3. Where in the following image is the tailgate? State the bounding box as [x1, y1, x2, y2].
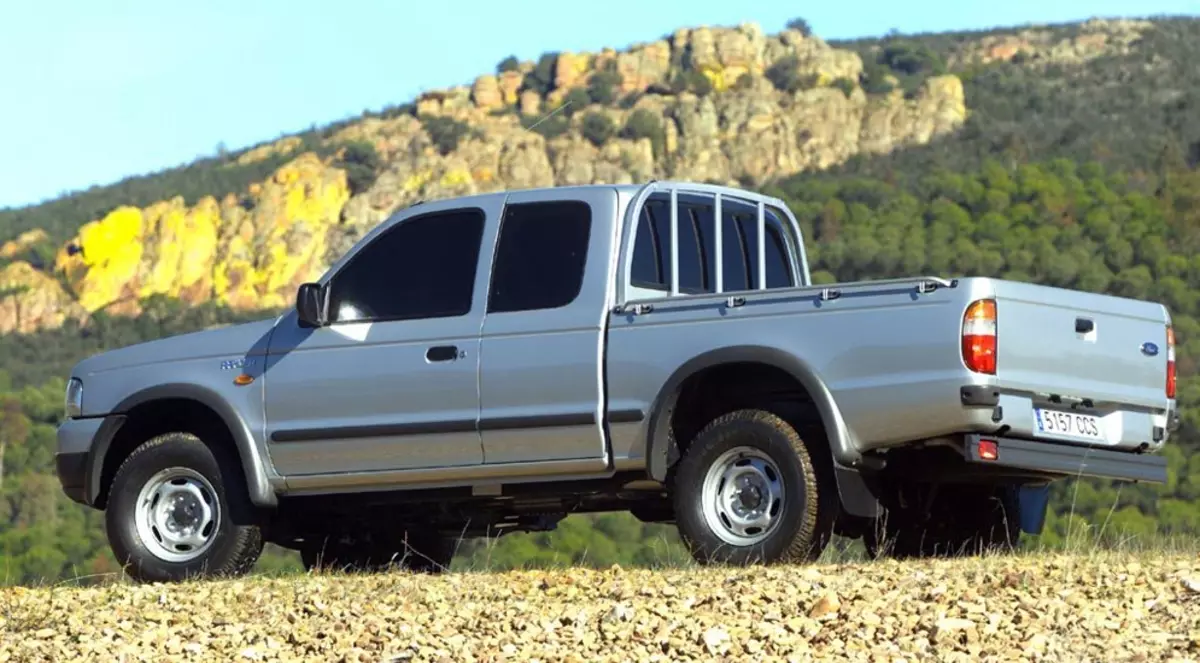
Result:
[989, 280, 1172, 446]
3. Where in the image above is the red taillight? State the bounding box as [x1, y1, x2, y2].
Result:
[962, 299, 997, 374]
[1167, 326, 1176, 399]
[978, 439, 999, 461]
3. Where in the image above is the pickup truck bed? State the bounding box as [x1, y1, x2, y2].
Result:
[54, 180, 1174, 582]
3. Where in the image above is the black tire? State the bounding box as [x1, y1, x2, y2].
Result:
[863, 484, 1020, 559]
[300, 529, 455, 574]
[671, 409, 830, 566]
[105, 431, 263, 583]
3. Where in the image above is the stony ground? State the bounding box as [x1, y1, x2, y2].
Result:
[2, 552, 1199, 662]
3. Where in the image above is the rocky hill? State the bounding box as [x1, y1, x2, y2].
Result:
[0, 17, 1181, 334]
[6, 21, 972, 332]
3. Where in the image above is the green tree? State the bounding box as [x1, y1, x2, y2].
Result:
[581, 112, 615, 147]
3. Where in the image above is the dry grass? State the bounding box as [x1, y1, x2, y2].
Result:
[1, 547, 1198, 662]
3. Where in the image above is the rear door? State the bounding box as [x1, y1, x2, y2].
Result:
[477, 187, 620, 465]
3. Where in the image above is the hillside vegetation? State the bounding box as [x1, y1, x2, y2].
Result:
[2, 15, 1200, 586]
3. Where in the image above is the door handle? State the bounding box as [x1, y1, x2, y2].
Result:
[426, 345, 459, 362]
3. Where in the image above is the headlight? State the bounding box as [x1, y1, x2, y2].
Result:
[65, 378, 83, 418]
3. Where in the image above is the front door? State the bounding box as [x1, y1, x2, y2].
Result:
[264, 197, 503, 476]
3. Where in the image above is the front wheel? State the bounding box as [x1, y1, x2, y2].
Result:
[671, 409, 830, 566]
[105, 432, 263, 583]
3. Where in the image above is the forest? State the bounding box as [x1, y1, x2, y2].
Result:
[3, 16, 1200, 585]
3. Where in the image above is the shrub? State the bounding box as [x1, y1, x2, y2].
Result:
[581, 112, 616, 147]
[563, 88, 591, 115]
[496, 55, 520, 74]
[420, 115, 471, 156]
[523, 53, 559, 95]
[521, 113, 570, 139]
[335, 141, 382, 195]
[671, 70, 712, 96]
[765, 56, 816, 94]
[879, 39, 946, 76]
[860, 62, 896, 95]
[786, 17, 813, 37]
[833, 77, 856, 98]
[621, 109, 666, 159]
[587, 70, 623, 105]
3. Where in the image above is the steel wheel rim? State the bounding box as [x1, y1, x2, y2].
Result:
[134, 467, 221, 563]
[700, 446, 786, 547]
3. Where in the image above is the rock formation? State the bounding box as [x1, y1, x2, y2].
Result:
[0, 261, 86, 334]
[9, 21, 976, 328]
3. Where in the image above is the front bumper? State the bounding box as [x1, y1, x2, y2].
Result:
[55, 451, 89, 504]
[55, 416, 110, 506]
[963, 434, 1168, 484]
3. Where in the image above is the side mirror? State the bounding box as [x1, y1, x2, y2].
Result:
[296, 282, 326, 328]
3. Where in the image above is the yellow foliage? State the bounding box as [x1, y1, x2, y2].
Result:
[60, 206, 145, 311]
[57, 153, 350, 316]
[403, 170, 433, 192]
[439, 168, 473, 189]
[700, 64, 746, 93]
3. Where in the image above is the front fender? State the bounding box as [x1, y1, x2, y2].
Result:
[86, 383, 278, 508]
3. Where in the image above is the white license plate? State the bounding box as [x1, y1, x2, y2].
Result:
[1034, 408, 1105, 442]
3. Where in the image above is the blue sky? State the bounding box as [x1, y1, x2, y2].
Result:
[1, 0, 1197, 209]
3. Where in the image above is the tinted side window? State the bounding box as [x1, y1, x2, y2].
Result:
[676, 203, 706, 293]
[719, 209, 751, 292]
[729, 206, 795, 290]
[488, 200, 592, 313]
[628, 193, 793, 293]
[328, 209, 484, 322]
[631, 197, 668, 290]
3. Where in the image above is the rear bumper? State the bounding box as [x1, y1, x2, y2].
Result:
[963, 434, 1168, 484]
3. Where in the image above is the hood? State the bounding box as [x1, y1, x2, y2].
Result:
[72, 317, 281, 377]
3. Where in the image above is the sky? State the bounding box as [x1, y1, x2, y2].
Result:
[1, 0, 1198, 209]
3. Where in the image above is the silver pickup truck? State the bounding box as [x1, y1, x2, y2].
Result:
[54, 181, 1175, 583]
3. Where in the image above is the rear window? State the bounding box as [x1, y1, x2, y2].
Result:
[630, 192, 794, 293]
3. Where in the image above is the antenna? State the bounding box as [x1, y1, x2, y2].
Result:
[523, 97, 574, 133]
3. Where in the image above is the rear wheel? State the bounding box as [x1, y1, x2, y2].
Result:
[671, 409, 832, 566]
[105, 432, 263, 583]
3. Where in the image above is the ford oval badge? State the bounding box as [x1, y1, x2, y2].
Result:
[1141, 342, 1159, 357]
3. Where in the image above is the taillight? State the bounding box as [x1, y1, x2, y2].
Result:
[962, 299, 997, 374]
[1167, 326, 1176, 399]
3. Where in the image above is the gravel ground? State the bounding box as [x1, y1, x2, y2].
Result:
[2, 552, 1199, 662]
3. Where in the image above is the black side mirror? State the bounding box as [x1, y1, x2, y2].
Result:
[296, 282, 326, 328]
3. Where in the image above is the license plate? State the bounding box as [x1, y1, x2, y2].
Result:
[1034, 408, 1105, 442]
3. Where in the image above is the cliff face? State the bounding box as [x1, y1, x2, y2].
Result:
[0, 262, 85, 334]
[52, 153, 350, 318]
[3, 22, 973, 331]
[944, 17, 1153, 68]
